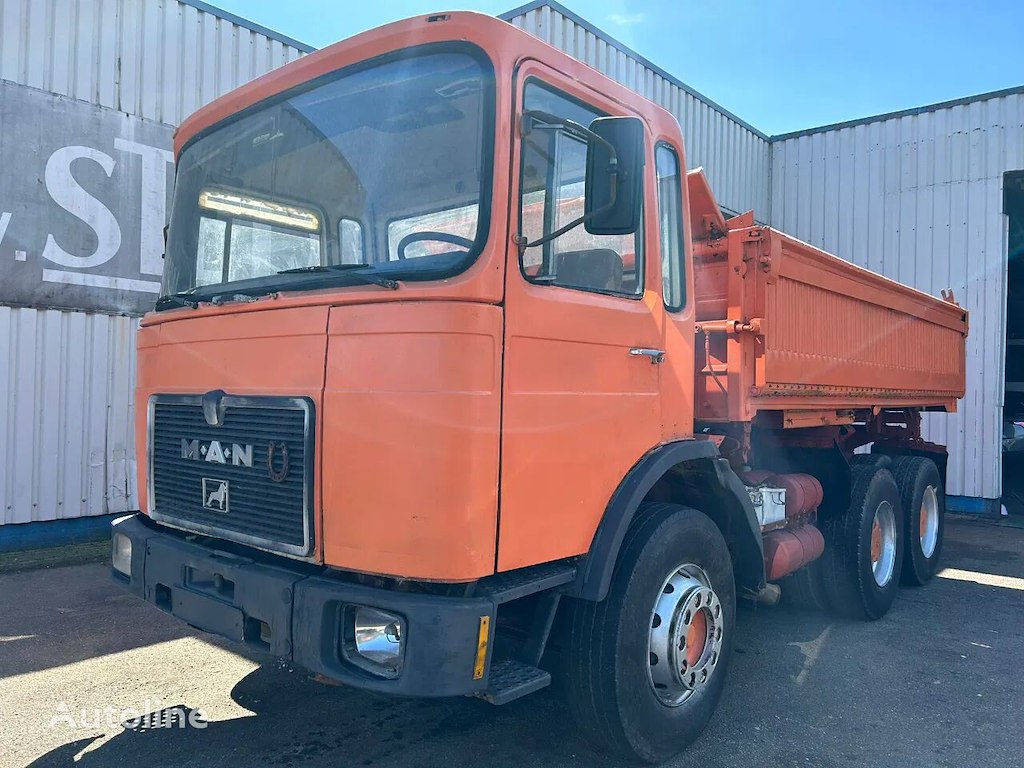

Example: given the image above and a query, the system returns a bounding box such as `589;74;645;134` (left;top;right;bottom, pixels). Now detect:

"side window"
227;221;319;280
519;82;642;296
656;144;685;310
386;203;478;260
193;214;320;286
196;217;227;286
339;218;364;264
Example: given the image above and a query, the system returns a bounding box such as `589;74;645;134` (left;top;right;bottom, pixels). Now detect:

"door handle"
629;347;665;364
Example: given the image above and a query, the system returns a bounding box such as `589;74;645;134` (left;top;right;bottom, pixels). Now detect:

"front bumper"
111;514;494;697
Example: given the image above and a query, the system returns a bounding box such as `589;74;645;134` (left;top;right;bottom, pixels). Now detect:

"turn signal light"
112;532;132;576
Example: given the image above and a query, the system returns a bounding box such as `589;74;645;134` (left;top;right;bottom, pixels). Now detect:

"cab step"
476;561;576;604
477;659;551;705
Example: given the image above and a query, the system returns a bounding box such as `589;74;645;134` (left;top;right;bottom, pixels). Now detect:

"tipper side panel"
759;231;967;403
688;170;968;423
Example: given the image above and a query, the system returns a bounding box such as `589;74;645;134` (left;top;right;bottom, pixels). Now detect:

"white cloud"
608;12;647;26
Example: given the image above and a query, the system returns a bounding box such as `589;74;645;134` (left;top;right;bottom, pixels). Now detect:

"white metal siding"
502;3;771;218
0;0;308;526
2;0;1015;523
0;0;306;125
771;92;1024;500
0;308;139;523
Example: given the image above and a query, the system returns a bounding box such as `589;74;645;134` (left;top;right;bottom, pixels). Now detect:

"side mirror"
584;116;645;235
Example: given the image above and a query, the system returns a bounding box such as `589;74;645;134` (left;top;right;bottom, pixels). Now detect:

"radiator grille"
149;395;313;557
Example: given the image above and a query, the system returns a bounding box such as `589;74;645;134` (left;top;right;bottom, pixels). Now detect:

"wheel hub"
920;485;939;559
648;564;723;707
870;500;897;587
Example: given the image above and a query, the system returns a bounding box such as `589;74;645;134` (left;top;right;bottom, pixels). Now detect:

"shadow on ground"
20;520;1024;768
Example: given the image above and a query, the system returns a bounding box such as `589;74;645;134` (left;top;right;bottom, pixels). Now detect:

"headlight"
349;606;405;678
112;532;132;576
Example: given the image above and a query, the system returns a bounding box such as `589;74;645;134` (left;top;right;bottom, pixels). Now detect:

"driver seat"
555;249;624;292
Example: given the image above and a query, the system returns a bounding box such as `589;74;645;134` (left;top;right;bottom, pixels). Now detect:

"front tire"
892;456;945;585
820;466;904;620
566;503;735;763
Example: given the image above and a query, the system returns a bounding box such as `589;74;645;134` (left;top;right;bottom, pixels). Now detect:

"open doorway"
1003;171;1024;514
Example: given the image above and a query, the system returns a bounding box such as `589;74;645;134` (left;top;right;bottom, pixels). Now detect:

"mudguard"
572;439;765;601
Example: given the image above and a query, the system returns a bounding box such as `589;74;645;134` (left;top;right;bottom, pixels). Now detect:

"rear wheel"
850;453;891;469
567;503;735;763
820;466;904;620
892;456;945;585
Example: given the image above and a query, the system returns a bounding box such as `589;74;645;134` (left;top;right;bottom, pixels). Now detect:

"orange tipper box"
687;168;966;424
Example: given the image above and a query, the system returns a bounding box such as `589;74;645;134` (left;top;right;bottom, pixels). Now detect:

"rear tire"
566;503;735;763
820;466;904;620
892;456;944;585
851;453;892;470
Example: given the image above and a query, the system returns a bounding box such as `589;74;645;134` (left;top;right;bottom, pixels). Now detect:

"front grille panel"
150;395;313;557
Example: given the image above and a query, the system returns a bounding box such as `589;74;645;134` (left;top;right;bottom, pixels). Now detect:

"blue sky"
209;0;1024;135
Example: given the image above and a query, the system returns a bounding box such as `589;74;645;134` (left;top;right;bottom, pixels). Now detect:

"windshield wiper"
155;291;200;310
276;264;399;290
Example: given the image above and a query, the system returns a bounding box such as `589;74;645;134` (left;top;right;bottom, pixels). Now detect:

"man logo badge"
202;478;230;513
182;439;254;467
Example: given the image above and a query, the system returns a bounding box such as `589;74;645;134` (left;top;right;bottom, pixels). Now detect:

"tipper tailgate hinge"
738;228;772;277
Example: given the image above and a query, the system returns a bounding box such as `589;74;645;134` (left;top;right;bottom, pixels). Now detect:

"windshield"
160;45;494;304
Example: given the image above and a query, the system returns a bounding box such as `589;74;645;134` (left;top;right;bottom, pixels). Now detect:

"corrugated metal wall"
771;91;1024;500
2;0;1015;523
0;308;138;523
0;0;309;525
500;2;771;218
502;1;1013;501
0;0;305;126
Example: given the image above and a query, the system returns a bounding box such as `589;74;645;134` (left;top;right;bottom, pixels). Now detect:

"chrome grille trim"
147;393;314;559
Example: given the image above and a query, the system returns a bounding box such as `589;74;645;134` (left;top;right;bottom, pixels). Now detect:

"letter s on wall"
41;146;122;269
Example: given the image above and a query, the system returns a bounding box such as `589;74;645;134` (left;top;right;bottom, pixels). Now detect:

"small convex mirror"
584;116;645;235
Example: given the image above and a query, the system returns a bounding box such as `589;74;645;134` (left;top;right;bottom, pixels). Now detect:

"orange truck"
110;12;967;762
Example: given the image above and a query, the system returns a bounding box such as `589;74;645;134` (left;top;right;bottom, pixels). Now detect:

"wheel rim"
870;500;897;587
920;485;939;559
647;564;724;707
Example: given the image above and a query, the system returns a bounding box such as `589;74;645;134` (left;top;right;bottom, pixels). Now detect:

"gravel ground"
1;518;1022;768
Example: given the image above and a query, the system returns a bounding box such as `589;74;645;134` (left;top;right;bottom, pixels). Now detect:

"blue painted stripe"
946;496;1001;516
0;495;1002;551
0;514;120;553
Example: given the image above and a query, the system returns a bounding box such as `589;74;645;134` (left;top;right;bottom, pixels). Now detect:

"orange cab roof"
173;10;681;157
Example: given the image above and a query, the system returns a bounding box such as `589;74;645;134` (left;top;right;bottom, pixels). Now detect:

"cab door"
653;139;697;441
497;62;665;572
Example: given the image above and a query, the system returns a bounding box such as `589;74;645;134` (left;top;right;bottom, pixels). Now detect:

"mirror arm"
522;110;619;169
515;190;618;258
515;110;623;257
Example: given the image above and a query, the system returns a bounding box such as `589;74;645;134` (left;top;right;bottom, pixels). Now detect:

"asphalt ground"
1;518;1022;768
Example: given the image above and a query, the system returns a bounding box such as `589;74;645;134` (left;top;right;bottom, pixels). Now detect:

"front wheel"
566;503;735;763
